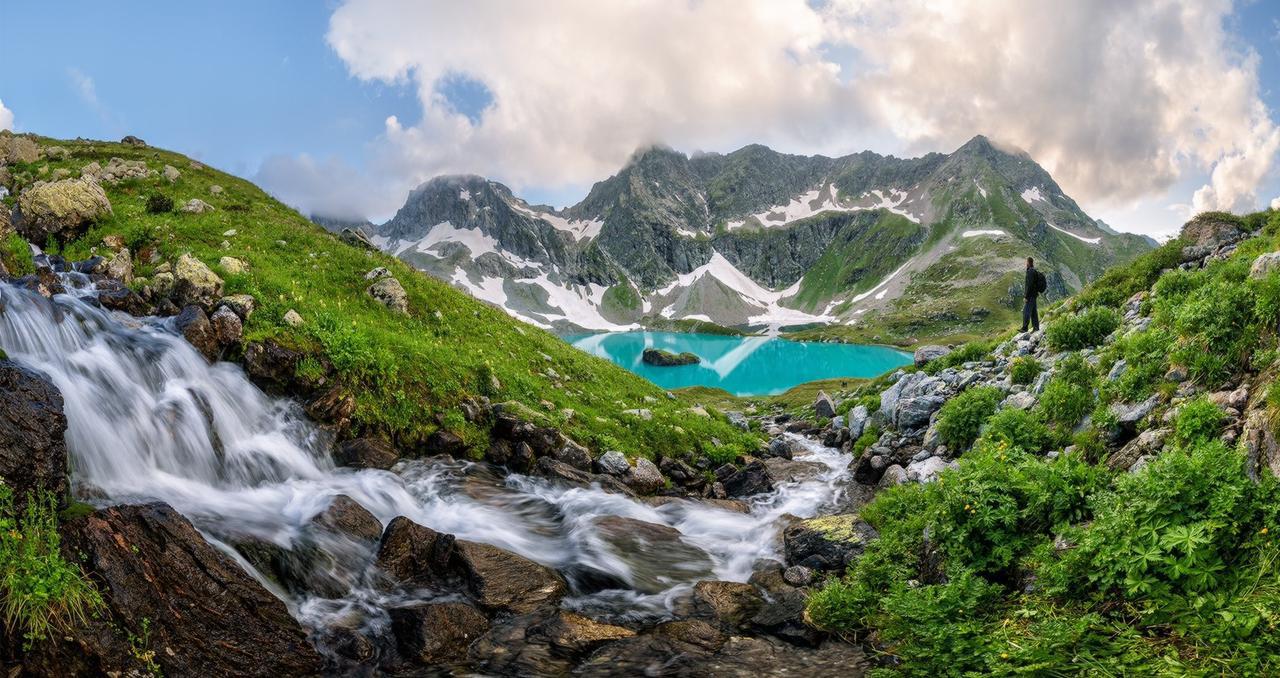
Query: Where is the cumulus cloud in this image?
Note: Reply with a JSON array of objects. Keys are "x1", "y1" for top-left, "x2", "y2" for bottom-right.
[
  {"x1": 255, "y1": 154, "x2": 404, "y2": 222},
  {"x1": 1272, "y1": 197, "x2": 1280, "y2": 210},
  {"x1": 0, "y1": 99, "x2": 13, "y2": 131},
  {"x1": 314, "y1": 0, "x2": 1279, "y2": 225}
]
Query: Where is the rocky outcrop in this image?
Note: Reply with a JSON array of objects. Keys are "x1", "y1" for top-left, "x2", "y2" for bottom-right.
[
  {"x1": 914, "y1": 345, "x2": 951, "y2": 367},
  {"x1": 641, "y1": 347, "x2": 700, "y2": 366},
  {"x1": 783, "y1": 514, "x2": 878, "y2": 571},
  {"x1": 50, "y1": 503, "x2": 323, "y2": 677},
  {"x1": 0, "y1": 361, "x2": 68, "y2": 508},
  {"x1": 172, "y1": 253, "x2": 224, "y2": 310},
  {"x1": 15, "y1": 178, "x2": 112, "y2": 244}
]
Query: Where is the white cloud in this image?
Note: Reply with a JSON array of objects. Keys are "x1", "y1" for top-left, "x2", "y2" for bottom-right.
[
  {"x1": 1272, "y1": 197, "x2": 1280, "y2": 210},
  {"x1": 255, "y1": 153, "x2": 404, "y2": 222},
  {"x1": 314, "y1": 0, "x2": 1279, "y2": 233},
  {"x1": 0, "y1": 99, "x2": 13, "y2": 132},
  {"x1": 67, "y1": 68, "x2": 99, "y2": 108}
]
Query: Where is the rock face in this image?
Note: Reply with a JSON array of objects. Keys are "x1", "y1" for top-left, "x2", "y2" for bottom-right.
[
  {"x1": 15, "y1": 178, "x2": 112, "y2": 244},
  {"x1": 1180, "y1": 213, "x2": 1247, "y2": 249},
  {"x1": 390, "y1": 602, "x2": 490, "y2": 664},
  {"x1": 783, "y1": 514, "x2": 878, "y2": 571},
  {"x1": 641, "y1": 347, "x2": 700, "y2": 366},
  {"x1": 0, "y1": 361, "x2": 69, "y2": 508},
  {"x1": 879, "y1": 372, "x2": 948, "y2": 430},
  {"x1": 54, "y1": 503, "x2": 324, "y2": 677}
]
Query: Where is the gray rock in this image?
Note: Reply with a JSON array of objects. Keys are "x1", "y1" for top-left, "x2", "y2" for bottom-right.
[
  {"x1": 1252, "y1": 251, "x2": 1280, "y2": 279},
  {"x1": 914, "y1": 344, "x2": 951, "y2": 367},
  {"x1": 367, "y1": 276, "x2": 409, "y2": 315},
  {"x1": 782, "y1": 565, "x2": 814, "y2": 587},
  {"x1": 896, "y1": 394, "x2": 946, "y2": 430},
  {"x1": 595, "y1": 450, "x2": 630, "y2": 476},
  {"x1": 210, "y1": 306, "x2": 243, "y2": 346},
  {"x1": 725, "y1": 411, "x2": 750, "y2": 431},
  {"x1": 1110, "y1": 395, "x2": 1160, "y2": 431},
  {"x1": 625, "y1": 457, "x2": 664, "y2": 494},
  {"x1": 814, "y1": 391, "x2": 836, "y2": 419},
  {"x1": 878, "y1": 464, "x2": 908, "y2": 488},
  {"x1": 1002, "y1": 391, "x2": 1037, "y2": 411},
  {"x1": 1107, "y1": 358, "x2": 1128, "y2": 382},
  {"x1": 181, "y1": 198, "x2": 215, "y2": 214},
  {"x1": 846, "y1": 405, "x2": 869, "y2": 439},
  {"x1": 162, "y1": 164, "x2": 180, "y2": 183},
  {"x1": 1107, "y1": 427, "x2": 1171, "y2": 471},
  {"x1": 906, "y1": 456, "x2": 956, "y2": 483},
  {"x1": 283, "y1": 309, "x2": 304, "y2": 327}
]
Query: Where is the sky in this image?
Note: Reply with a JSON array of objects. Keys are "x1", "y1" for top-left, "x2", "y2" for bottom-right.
[{"x1": 2, "y1": 0, "x2": 1280, "y2": 239}]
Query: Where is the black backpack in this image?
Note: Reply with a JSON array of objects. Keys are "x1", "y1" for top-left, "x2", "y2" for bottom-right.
[{"x1": 1033, "y1": 269, "x2": 1048, "y2": 294}]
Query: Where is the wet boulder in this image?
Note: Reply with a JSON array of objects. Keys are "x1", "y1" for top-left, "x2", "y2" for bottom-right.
[
  {"x1": 310, "y1": 495, "x2": 383, "y2": 543},
  {"x1": 95, "y1": 278, "x2": 150, "y2": 316},
  {"x1": 15, "y1": 178, "x2": 112, "y2": 244},
  {"x1": 243, "y1": 340, "x2": 303, "y2": 390},
  {"x1": 594, "y1": 450, "x2": 630, "y2": 476},
  {"x1": 334, "y1": 436, "x2": 399, "y2": 470},
  {"x1": 390, "y1": 602, "x2": 490, "y2": 665},
  {"x1": 624, "y1": 457, "x2": 664, "y2": 495},
  {"x1": 174, "y1": 305, "x2": 219, "y2": 361},
  {"x1": 56, "y1": 503, "x2": 324, "y2": 677},
  {"x1": 0, "y1": 361, "x2": 69, "y2": 508},
  {"x1": 592, "y1": 516, "x2": 714, "y2": 593},
  {"x1": 375, "y1": 516, "x2": 456, "y2": 589},
  {"x1": 209, "y1": 305, "x2": 243, "y2": 346},
  {"x1": 783, "y1": 514, "x2": 878, "y2": 571},
  {"x1": 763, "y1": 457, "x2": 825, "y2": 484},
  {"x1": 453, "y1": 539, "x2": 568, "y2": 614},
  {"x1": 692, "y1": 580, "x2": 764, "y2": 630},
  {"x1": 721, "y1": 461, "x2": 774, "y2": 498}
]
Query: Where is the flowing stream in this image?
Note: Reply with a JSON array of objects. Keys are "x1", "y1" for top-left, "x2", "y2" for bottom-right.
[{"x1": 0, "y1": 273, "x2": 857, "y2": 659}]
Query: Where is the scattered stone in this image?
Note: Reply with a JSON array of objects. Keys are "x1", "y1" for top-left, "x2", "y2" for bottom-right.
[
  {"x1": 1107, "y1": 427, "x2": 1171, "y2": 471},
  {"x1": 210, "y1": 184, "x2": 224, "y2": 195},
  {"x1": 15, "y1": 178, "x2": 112, "y2": 244},
  {"x1": 625, "y1": 457, "x2": 664, "y2": 494},
  {"x1": 906, "y1": 456, "x2": 956, "y2": 483},
  {"x1": 622, "y1": 408, "x2": 653, "y2": 420},
  {"x1": 103, "y1": 247, "x2": 133, "y2": 283},
  {"x1": 692, "y1": 580, "x2": 764, "y2": 629},
  {"x1": 1003, "y1": 390, "x2": 1037, "y2": 411},
  {"x1": 181, "y1": 198, "x2": 215, "y2": 214},
  {"x1": 878, "y1": 464, "x2": 908, "y2": 488},
  {"x1": 594, "y1": 450, "x2": 630, "y2": 476},
  {"x1": 340, "y1": 227, "x2": 376, "y2": 249},
  {"x1": 219, "y1": 293, "x2": 257, "y2": 320},
  {"x1": 725, "y1": 411, "x2": 750, "y2": 431},
  {"x1": 2, "y1": 134, "x2": 40, "y2": 163},
  {"x1": 162, "y1": 164, "x2": 180, "y2": 182},
  {"x1": 98, "y1": 157, "x2": 149, "y2": 183},
  {"x1": 219, "y1": 255, "x2": 248, "y2": 275},
  {"x1": 364, "y1": 266, "x2": 391, "y2": 280},
  {"x1": 283, "y1": 309, "x2": 304, "y2": 327}
]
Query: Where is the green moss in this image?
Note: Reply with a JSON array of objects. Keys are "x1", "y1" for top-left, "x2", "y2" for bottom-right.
[{"x1": 1, "y1": 233, "x2": 34, "y2": 277}]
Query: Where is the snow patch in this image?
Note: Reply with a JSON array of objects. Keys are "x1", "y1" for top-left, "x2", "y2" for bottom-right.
[
  {"x1": 509, "y1": 202, "x2": 604, "y2": 241},
  {"x1": 1020, "y1": 186, "x2": 1045, "y2": 204},
  {"x1": 1048, "y1": 222, "x2": 1102, "y2": 245},
  {"x1": 460, "y1": 188, "x2": 471, "y2": 201},
  {"x1": 848, "y1": 258, "x2": 914, "y2": 305},
  {"x1": 658, "y1": 252, "x2": 832, "y2": 329},
  {"x1": 961, "y1": 229, "x2": 1006, "y2": 238},
  {"x1": 974, "y1": 180, "x2": 988, "y2": 198}
]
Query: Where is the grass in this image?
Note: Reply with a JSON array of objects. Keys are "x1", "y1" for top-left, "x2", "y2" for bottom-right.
[
  {"x1": 0, "y1": 485, "x2": 102, "y2": 646},
  {"x1": 8, "y1": 134, "x2": 760, "y2": 464}
]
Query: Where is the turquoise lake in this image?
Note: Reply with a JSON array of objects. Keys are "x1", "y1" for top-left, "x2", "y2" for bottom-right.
[{"x1": 564, "y1": 332, "x2": 913, "y2": 396}]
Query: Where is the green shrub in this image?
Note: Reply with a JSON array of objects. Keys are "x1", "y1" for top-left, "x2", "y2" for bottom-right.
[
  {"x1": 144, "y1": 193, "x2": 173, "y2": 214},
  {"x1": 1037, "y1": 354, "x2": 1096, "y2": 429},
  {"x1": 935, "y1": 386, "x2": 1003, "y2": 451},
  {"x1": 1172, "y1": 397, "x2": 1226, "y2": 448},
  {"x1": 979, "y1": 407, "x2": 1052, "y2": 454},
  {"x1": 1008, "y1": 356, "x2": 1041, "y2": 385},
  {"x1": 0, "y1": 486, "x2": 102, "y2": 644},
  {"x1": 0, "y1": 233, "x2": 34, "y2": 277},
  {"x1": 1073, "y1": 239, "x2": 1185, "y2": 308},
  {"x1": 1044, "y1": 307, "x2": 1120, "y2": 351},
  {"x1": 1107, "y1": 328, "x2": 1172, "y2": 401}
]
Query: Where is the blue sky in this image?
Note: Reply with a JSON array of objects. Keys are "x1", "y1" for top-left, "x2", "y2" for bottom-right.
[{"x1": 3, "y1": 1, "x2": 1279, "y2": 235}]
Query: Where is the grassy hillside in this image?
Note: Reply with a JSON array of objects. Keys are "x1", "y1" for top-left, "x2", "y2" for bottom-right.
[
  {"x1": 0, "y1": 133, "x2": 758, "y2": 463},
  {"x1": 808, "y1": 208, "x2": 1280, "y2": 675}
]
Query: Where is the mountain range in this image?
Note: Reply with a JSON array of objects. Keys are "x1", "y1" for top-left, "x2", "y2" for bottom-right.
[{"x1": 336, "y1": 136, "x2": 1155, "y2": 340}]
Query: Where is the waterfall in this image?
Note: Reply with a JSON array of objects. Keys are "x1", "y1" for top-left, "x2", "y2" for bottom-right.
[{"x1": 0, "y1": 275, "x2": 856, "y2": 647}]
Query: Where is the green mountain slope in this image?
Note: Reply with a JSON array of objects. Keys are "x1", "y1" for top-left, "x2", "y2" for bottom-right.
[{"x1": 0, "y1": 132, "x2": 757, "y2": 462}]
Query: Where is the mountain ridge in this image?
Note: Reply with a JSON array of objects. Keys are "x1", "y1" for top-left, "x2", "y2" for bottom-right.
[{"x1": 358, "y1": 136, "x2": 1155, "y2": 341}]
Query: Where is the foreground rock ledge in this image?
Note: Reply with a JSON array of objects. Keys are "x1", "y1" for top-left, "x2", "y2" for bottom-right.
[{"x1": 31, "y1": 502, "x2": 324, "y2": 677}]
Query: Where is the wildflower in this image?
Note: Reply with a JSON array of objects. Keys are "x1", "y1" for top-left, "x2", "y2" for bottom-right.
[{"x1": 1262, "y1": 527, "x2": 1270, "y2": 535}]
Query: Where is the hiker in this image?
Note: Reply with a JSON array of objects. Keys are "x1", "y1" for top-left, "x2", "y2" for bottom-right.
[{"x1": 1021, "y1": 257, "x2": 1047, "y2": 332}]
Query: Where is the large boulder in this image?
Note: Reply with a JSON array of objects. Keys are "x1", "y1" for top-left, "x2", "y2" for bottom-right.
[
  {"x1": 914, "y1": 345, "x2": 951, "y2": 367},
  {"x1": 453, "y1": 539, "x2": 567, "y2": 614},
  {"x1": 624, "y1": 457, "x2": 664, "y2": 494},
  {"x1": 389, "y1": 602, "x2": 490, "y2": 665},
  {"x1": 310, "y1": 494, "x2": 383, "y2": 543},
  {"x1": 1180, "y1": 213, "x2": 1248, "y2": 249},
  {"x1": 374, "y1": 516, "x2": 456, "y2": 589},
  {"x1": 1251, "y1": 251, "x2": 1280, "y2": 279},
  {"x1": 692, "y1": 580, "x2": 764, "y2": 629},
  {"x1": 53, "y1": 503, "x2": 324, "y2": 677},
  {"x1": 1, "y1": 133, "x2": 40, "y2": 163},
  {"x1": 592, "y1": 516, "x2": 714, "y2": 593},
  {"x1": 0, "y1": 362, "x2": 68, "y2": 508},
  {"x1": 814, "y1": 391, "x2": 836, "y2": 419},
  {"x1": 721, "y1": 461, "x2": 774, "y2": 498},
  {"x1": 783, "y1": 514, "x2": 878, "y2": 571},
  {"x1": 174, "y1": 305, "x2": 219, "y2": 361},
  {"x1": 172, "y1": 253, "x2": 224, "y2": 310},
  {"x1": 368, "y1": 276, "x2": 409, "y2": 315},
  {"x1": 879, "y1": 372, "x2": 948, "y2": 430},
  {"x1": 334, "y1": 437, "x2": 399, "y2": 470},
  {"x1": 15, "y1": 178, "x2": 112, "y2": 244}
]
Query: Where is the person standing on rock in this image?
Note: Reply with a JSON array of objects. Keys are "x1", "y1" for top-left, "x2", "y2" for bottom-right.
[{"x1": 1021, "y1": 257, "x2": 1046, "y2": 332}]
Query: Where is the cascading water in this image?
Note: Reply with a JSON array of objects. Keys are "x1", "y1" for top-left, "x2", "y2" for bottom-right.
[{"x1": 0, "y1": 272, "x2": 858, "y2": 661}]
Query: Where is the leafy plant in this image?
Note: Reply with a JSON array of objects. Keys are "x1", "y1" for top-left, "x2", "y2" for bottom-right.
[
  {"x1": 1008, "y1": 356, "x2": 1041, "y2": 385},
  {"x1": 979, "y1": 407, "x2": 1052, "y2": 454},
  {"x1": 935, "y1": 386, "x2": 1003, "y2": 451},
  {"x1": 144, "y1": 193, "x2": 173, "y2": 214},
  {"x1": 0, "y1": 485, "x2": 103, "y2": 645},
  {"x1": 1172, "y1": 397, "x2": 1226, "y2": 448},
  {"x1": 1044, "y1": 307, "x2": 1120, "y2": 351}
]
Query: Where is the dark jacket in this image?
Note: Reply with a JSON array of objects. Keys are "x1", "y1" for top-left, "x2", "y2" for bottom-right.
[{"x1": 1025, "y1": 267, "x2": 1039, "y2": 300}]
